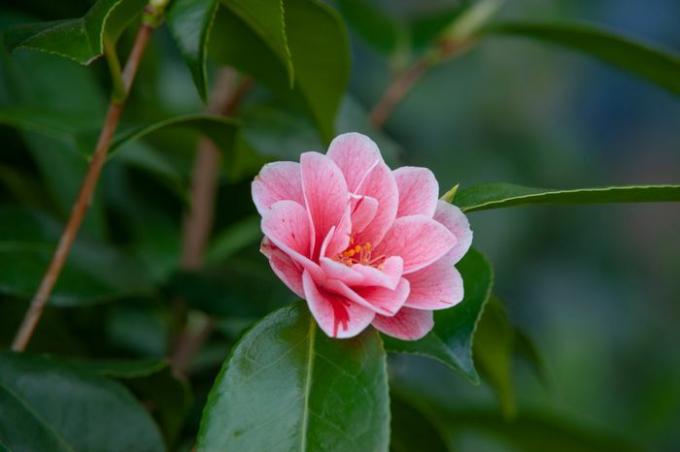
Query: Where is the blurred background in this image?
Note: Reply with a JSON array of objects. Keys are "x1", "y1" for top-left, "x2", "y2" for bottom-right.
[{"x1": 1, "y1": 0, "x2": 679, "y2": 450}]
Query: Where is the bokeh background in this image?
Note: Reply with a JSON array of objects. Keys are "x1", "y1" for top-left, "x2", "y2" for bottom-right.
[{"x1": 1, "y1": 0, "x2": 679, "y2": 450}]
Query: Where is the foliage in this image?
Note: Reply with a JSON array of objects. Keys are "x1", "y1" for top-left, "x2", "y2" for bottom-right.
[{"x1": 0, "y1": 0, "x2": 678, "y2": 450}]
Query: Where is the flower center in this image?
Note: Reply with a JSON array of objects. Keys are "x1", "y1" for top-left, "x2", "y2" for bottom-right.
[{"x1": 335, "y1": 238, "x2": 385, "y2": 268}]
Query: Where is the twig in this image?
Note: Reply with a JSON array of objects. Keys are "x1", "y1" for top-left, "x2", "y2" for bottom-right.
[
  {"x1": 11, "y1": 4, "x2": 165, "y2": 352},
  {"x1": 170, "y1": 70, "x2": 253, "y2": 375},
  {"x1": 369, "y1": 40, "x2": 473, "y2": 129}
]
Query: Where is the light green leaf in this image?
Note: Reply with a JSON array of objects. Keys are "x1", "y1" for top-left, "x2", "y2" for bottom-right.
[
  {"x1": 485, "y1": 22, "x2": 680, "y2": 95},
  {"x1": 0, "y1": 352, "x2": 165, "y2": 452},
  {"x1": 197, "y1": 303, "x2": 389, "y2": 451},
  {"x1": 167, "y1": 0, "x2": 221, "y2": 101},
  {"x1": 383, "y1": 249, "x2": 493, "y2": 384},
  {"x1": 4, "y1": 0, "x2": 147, "y2": 64},
  {"x1": 455, "y1": 183, "x2": 680, "y2": 212}
]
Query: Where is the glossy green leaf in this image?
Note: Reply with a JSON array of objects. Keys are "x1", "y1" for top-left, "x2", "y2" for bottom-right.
[
  {"x1": 485, "y1": 22, "x2": 680, "y2": 95},
  {"x1": 197, "y1": 303, "x2": 390, "y2": 451},
  {"x1": 384, "y1": 249, "x2": 493, "y2": 384},
  {"x1": 0, "y1": 352, "x2": 165, "y2": 452},
  {"x1": 167, "y1": 0, "x2": 220, "y2": 101},
  {"x1": 473, "y1": 296, "x2": 516, "y2": 418},
  {"x1": 65, "y1": 358, "x2": 167, "y2": 378},
  {"x1": 210, "y1": 0, "x2": 349, "y2": 143},
  {"x1": 390, "y1": 395, "x2": 449, "y2": 452},
  {"x1": 205, "y1": 215, "x2": 262, "y2": 264},
  {"x1": 455, "y1": 183, "x2": 680, "y2": 212},
  {"x1": 4, "y1": 0, "x2": 147, "y2": 64}
]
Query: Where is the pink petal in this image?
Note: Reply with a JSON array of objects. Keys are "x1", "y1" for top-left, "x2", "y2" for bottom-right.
[
  {"x1": 374, "y1": 215, "x2": 457, "y2": 274},
  {"x1": 326, "y1": 277, "x2": 410, "y2": 316},
  {"x1": 252, "y1": 162, "x2": 303, "y2": 215},
  {"x1": 404, "y1": 257, "x2": 463, "y2": 310},
  {"x1": 327, "y1": 132, "x2": 382, "y2": 192},
  {"x1": 350, "y1": 195, "x2": 378, "y2": 234},
  {"x1": 261, "y1": 200, "x2": 321, "y2": 278},
  {"x1": 319, "y1": 207, "x2": 352, "y2": 259},
  {"x1": 372, "y1": 308, "x2": 434, "y2": 340},
  {"x1": 261, "y1": 238, "x2": 304, "y2": 298},
  {"x1": 354, "y1": 162, "x2": 399, "y2": 246},
  {"x1": 319, "y1": 256, "x2": 403, "y2": 290},
  {"x1": 301, "y1": 152, "x2": 349, "y2": 259},
  {"x1": 302, "y1": 271, "x2": 375, "y2": 338},
  {"x1": 434, "y1": 201, "x2": 473, "y2": 263},
  {"x1": 394, "y1": 167, "x2": 439, "y2": 218}
]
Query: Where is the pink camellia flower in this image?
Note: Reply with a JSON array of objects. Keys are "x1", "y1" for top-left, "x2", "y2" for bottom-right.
[{"x1": 252, "y1": 133, "x2": 472, "y2": 340}]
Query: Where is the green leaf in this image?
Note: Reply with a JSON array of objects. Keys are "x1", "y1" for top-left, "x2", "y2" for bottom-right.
[
  {"x1": 514, "y1": 327, "x2": 548, "y2": 387},
  {"x1": 167, "y1": 0, "x2": 221, "y2": 101},
  {"x1": 197, "y1": 303, "x2": 390, "y2": 451},
  {"x1": 210, "y1": 0, "x2": 350, "y2": 143},
  {"x1": 383, "y1": 249, "x2": 493, "y2": 384},
  {"x1": 473, "y1": 296, "x2": 516, "y2": 418},
  {"x1": 64, "y1": 358, "x2": 168, "y2": 378},
  {"x1": 205, "y1": 215, "x2": 262, "y2": 264},
  {"x1": 335, "y1": 0, "x2": 403, "y2": 54},
  {"x1": 0, "y1": 352, "x2": 165, "y2": 452},
  {"x1": 110, "y1": 113, "x2": 240, "y2": 159},
  {"x1": 455, "y1": 183, "x2": 680, "y2": 212},
  {"x1": 390, "y1": 395, "x2": 449, "y2": 452},
  {"x1": 485, "y1": 22, "x2": 680, "y2": 95},
  {"x1": 4, "y1": 0, "x2": 147, "y2": 65}
]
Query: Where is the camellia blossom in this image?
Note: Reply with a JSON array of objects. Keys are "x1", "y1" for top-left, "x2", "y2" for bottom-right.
[{"x1": 252, "y1": 132, "x2": 472, "y2": 340}]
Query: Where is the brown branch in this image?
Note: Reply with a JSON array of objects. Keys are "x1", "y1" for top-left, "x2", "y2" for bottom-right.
[
  {"x1": 11, "y1": 21, "x2": 157, "y2": 352},
  {"x1": 170, "y1": 70, "x2": 253, "y2": 375},
  {"x1": 369, "y1": 40, "x2": 474, "y2": 129}
]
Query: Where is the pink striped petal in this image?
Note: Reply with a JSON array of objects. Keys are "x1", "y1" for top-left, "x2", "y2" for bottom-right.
[
  {"x1": 327, "y1": 277, "x2": 410, "y2": 316},
  {"x1": 301, "y1": 152, "x2": 349, "y2": 259},
  {"x1": 374, "y1": 215, "x2": 457, "y2": 274},
  {"x1": 372, "y1": 308, "x2": 434, "y2": 340},
  {"x1": 434, "y1": 201, "x2": 472, "y2": 263},
  {"x1": 350, "y1": 195, "x2": 378, "y2": 234},
  {"x1": 354, "y1": 162, "x2": 399, "y2": 246},
  {"x1": 261, "y1": 200, "x2": 321, "y2": 278},
  {"x1": 302, "y1": 271, "x2": 375, "y2": 338},
  {"x1": 404, "y1": 257, "x2": 463, "y2": 310},
  {"x1": 260, "y1": 238, "x2": 304, "y2": 298},
  {"x1": 319, "y1": 207, "x2": 352, "y2": 258},
  {"x1": 327, "y1": 132, "x2": 382, "y2": 192},
  {"x1": 394, "y1": 167, "x2": 439, "y2": 218},
  {"x1": 252, "y1": 162, "x2": 303, "y2": 215},
  {"x1": 319, "y1": 256, "x2": 403, "y2": 290}
]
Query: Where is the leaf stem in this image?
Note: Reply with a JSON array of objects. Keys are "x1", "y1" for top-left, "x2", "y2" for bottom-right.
[
  {"x1": 10, "y1": 7, "x2": 163, "y2": 352},
  {"x1": 169, "y1": 70, "x2": 253, "y2": 375},
  {"x1": 369, "y1": 40, "x2": 474, "y2": 129},
  {"x1": 104, "y1": 38, "x2": 126, "y2": 103}
]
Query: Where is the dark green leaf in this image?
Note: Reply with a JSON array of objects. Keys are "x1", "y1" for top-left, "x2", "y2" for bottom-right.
[
  {"x1": 336, "y1": 0, "x2": 403, "y2": 54},
  {"x1": 383, "y1": 249, "x2": 493, "y2": 384},
  {"x1": 455, "y1": 183, "x2": 680, "y2": 212},
  {"x1": 514, "y1": 327, "x2": 549, "y2": 387},
  {"x1": 4, "y1": 0, "x2": 147, "y2": 64},
  {"x1": 485, "y1": 22, "x2": 680, "y2": 95},
  {"x1": 210, "y1": 0, "x2": 350, "y2": 143},
  {"x1": 65, "y1": 358, "x2": 167, "y2": 378},
  {"x1": 197, "y1": 303, "x2": 390, "y2": 451},
  {"x1": 390, "y1": 395, "x2": 449, "y2": 452},
  {"x1": 167, "y1": 0, "x2": 220, "y2": 101},
  {"x1": 408, "y1": 3, "x2": 470, "y2": 50},
  {"x1": 0, "y1": 352, "x2": 165, "y2": 452},
  {"x1": 205, "y1": 215, "x2": 262, "y2": 264},
  {"x1": 473, "y1": 296, "x2": 515, "y2": 418}
]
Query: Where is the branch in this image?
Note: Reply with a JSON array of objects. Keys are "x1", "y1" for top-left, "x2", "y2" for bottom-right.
[
  {"x1": 170, "y1": 69, "x2": 253, "y2": 375},
  {"x1": 11, "y1": 2, "x2": 167, "y2": 352}
]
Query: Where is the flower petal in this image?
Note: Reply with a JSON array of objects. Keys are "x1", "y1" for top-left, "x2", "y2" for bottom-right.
[
  {"x1": 252, "y1": 161, "x2": 303, "y2": 215},
  {"x1": 261, "y1": 200, "x2": 321, "y2": 278},
  {"x1": 372, "y1": 308, "x2": 434, "y2": 340},
  {"x1": 404, "y1": 257, "x2": 463, "y2": 310},
  {"x1": 350, "y1": 195, "x2": 378, "y2": 234},
  {"x1": 354, "y1": 162, "x2": 399, "y2": 246},
  {"x1": 434, "y1": 201, "x2": 473, "y2": 263},
  {"x1": 326, "y1": 277, "x2": 410, "y2": 316},
  {"x1": 327, "y1": 132, "x2": 382, "y2": 192},
  {"x1": 394, "y1": 167, "x2": 439, "y2": 218},
  {"x1": 374, "y1": 215, "x2": 457, "y2": 274},
  {"x1": 301, "y1": 152, "x2": 349, "y2": 259},
  {"x1": 261, "y1": 238, "x2": 304, "y2": 298},
  {"x1": 319, "y1": 256, "x2": 403, "y2": 290},
  {"x1": 302, "y1": 271, "x2": 375, "y2": 338}
]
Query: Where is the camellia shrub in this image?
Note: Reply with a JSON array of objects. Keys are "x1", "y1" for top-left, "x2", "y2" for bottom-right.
[{"x1": 0, "y1": 0, "x2": 678, "y2": 451}]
